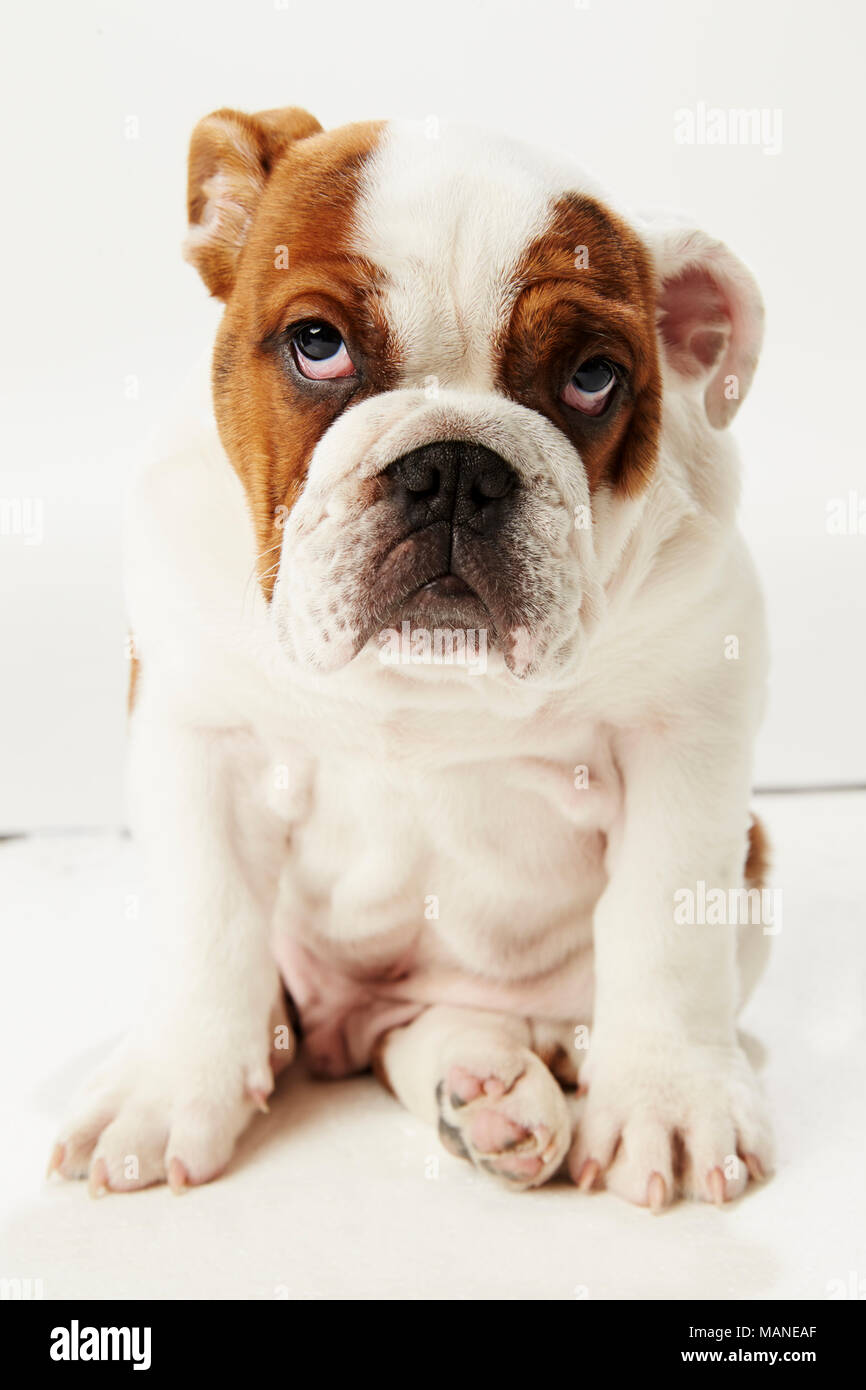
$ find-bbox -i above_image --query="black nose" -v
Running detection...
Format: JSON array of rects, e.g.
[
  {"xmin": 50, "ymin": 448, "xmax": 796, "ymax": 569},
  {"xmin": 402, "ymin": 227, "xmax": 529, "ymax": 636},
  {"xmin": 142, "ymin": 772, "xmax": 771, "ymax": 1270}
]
[{"xmin": 386, "ymin": 441, "xmax": 516, "ymax": 528}]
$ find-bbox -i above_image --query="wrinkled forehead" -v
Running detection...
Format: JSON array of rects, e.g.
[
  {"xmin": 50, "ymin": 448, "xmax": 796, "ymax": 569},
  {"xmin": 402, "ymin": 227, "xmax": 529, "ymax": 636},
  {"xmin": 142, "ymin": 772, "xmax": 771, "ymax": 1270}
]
[{"xmin": 239, "ymin": 121, "xmax": 655, "ymax": 381}]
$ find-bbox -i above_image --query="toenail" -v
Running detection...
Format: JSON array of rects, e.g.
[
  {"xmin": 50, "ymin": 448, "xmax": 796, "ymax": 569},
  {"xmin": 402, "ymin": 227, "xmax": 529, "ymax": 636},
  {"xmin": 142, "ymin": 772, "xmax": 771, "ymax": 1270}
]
[
  {"xmin": 88, "ymin": 1157, "xmax": 110, "ymax": 1199},
  {"xmin": 647, "ymin": 1171, "xmax": 667, "ymax": 1212}
]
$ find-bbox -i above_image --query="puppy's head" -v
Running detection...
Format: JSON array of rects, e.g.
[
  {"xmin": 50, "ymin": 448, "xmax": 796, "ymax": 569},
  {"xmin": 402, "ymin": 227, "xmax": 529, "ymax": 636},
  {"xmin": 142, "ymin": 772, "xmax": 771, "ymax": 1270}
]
[{"xmin": 185, "ymin": 108, "xmax": 763, "ymax": 682}]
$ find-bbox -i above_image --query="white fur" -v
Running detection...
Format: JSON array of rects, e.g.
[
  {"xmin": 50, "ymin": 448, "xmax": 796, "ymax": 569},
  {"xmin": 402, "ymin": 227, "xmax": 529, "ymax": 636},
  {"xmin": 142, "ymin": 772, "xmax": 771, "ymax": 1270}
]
[{"xmin": 54, "ymin": 122, "xmax": 772, "ymax": 1204}]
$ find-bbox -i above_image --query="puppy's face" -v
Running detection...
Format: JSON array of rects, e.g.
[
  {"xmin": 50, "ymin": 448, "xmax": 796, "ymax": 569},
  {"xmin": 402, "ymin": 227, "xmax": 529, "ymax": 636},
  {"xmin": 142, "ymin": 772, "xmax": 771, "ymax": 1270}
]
[{"xmin": 185, "ymin": 108, "xmax": 763, "ymax": 681}]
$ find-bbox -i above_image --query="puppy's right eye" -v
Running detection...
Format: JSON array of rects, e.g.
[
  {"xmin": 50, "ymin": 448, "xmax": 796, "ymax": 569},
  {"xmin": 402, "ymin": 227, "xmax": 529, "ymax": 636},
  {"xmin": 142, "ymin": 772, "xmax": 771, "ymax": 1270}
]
[
  {"xmin": 561, "ymin": 356, "xmax": 618, "ymax": 415},
  {"xmin": 291, "ymin": 321, "xmax": 356, "ymax": 380}
]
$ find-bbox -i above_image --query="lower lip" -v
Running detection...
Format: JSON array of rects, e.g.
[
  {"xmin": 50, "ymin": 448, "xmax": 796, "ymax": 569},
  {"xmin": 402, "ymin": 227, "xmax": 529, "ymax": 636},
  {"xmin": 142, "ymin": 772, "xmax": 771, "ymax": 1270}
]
[{"xmin": 418, "ymin": 575, "xmax": 474, "ymax": 598}]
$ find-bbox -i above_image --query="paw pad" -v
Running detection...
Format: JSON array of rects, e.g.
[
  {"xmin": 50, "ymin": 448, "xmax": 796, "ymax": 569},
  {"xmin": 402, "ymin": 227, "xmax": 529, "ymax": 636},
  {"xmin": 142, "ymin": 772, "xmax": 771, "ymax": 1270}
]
[{"xmin": 436, "ymin": 1052, "xmax": 571, "ymax": 1190}]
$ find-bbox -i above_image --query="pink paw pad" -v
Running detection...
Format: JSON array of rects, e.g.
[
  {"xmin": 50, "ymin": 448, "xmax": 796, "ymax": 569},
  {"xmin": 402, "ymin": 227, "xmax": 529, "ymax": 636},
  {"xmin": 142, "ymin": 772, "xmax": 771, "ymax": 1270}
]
[
  {"xmin": 437, "ymin": 1054, "xmax": 569, "ymax": 1189},
  {"xmin": 446, "ymin": 1065, "xmax": 509, "ymax": 1107},
  {"xmin": 469, "ymin": 1108, "xmax": 529, "ymax": 1154},
  {"xmin": 469, "ymin": 1112, "xmax": 555, "ymax": 1182}
]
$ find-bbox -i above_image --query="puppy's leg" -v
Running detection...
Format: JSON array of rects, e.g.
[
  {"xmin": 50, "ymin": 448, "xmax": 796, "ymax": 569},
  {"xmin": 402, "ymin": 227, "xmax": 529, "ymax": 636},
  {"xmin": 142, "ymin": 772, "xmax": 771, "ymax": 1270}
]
[
  {"xmin": 569, "ymin": 723, "xmax": 774, "ymax": 1211},
  {"xmin": 378, "ymin": 1006, "xmax": 571, "ymax": 1189},
  {"xmin": 49, "ymin": 713, "xmax": 293, "ymax": 1195}
]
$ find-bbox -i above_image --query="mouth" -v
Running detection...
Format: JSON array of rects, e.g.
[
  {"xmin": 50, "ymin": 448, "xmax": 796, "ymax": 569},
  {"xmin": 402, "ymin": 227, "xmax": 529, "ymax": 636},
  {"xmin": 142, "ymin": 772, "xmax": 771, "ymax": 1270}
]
[
  {"xmin": 394, "ymin": 572, "xmax": 492, "ymax": 633},
  {"xmin": 346, "ymin": 517, "xmax": 540, "ymax": 677},
  {"xmin": 357, "ymin": 521, "xmax": 496, "ymax": 635},
  {"xmin": 419, "ymin": 575, "xmax": 473, "ymax": 598}
]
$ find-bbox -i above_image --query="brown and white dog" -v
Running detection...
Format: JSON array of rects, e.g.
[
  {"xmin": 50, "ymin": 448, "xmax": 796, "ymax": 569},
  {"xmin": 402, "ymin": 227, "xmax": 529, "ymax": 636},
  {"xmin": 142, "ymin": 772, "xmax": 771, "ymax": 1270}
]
[{"xmin": 50, "ymin": 107, "xmax": 773, "ymax": 1208}]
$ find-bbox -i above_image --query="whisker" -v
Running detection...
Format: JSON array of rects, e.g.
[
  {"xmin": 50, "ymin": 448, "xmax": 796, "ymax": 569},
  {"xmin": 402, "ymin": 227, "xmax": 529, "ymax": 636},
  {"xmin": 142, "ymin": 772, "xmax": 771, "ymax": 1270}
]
[
  {"xmin": 252, "ymin": 540, "xmax": 283, "ymax": 565},
  {"xmin": 241, "ymin": 554, "xmax": 283, "ymax": 618}
]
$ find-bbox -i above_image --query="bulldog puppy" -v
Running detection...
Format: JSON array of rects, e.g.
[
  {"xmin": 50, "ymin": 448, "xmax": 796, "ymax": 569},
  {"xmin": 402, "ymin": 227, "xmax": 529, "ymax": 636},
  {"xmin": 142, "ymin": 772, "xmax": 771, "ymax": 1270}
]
[{"xmin": 50, "ymin": 108, "xmax": 773, "ymax": 1208}]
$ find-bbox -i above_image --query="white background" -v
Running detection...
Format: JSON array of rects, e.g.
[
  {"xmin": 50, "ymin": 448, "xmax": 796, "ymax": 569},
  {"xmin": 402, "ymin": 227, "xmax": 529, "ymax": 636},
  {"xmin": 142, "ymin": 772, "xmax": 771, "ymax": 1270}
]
[
  {"xmin": 2, "ymin": 0, "xmax": 865, "ymax": 1306},
  {"xmin": 1, "ymin": 0, "xmax": 865, "ymax": 830}
]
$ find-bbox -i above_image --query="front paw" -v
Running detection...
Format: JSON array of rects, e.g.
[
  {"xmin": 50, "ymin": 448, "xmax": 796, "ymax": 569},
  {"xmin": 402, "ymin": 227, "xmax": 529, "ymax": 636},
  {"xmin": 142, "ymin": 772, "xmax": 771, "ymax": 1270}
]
[
  {"xmin": 47, "ymin": 1007, "xmax": 295, "ymax": 1195},
  {"xmin": 568, "ymin": 1042, "xmax": 773, "ymax": 1210}
]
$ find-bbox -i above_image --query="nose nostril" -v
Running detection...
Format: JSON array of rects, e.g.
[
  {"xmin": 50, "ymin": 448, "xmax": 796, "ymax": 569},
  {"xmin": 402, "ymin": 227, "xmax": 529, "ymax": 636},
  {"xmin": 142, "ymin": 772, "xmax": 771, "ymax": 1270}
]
[
  {"xmin": 392, "ymin": 456, "xmax": 441, "ymax": 500},
  {"xmin": 388, "ymin": 442, "xmax": 515, "ymax": 519},
  {"xmin": 470, "ymin": 466, "xmax": 514, "ymax": 506},
  {"xmin": 405, "ymin": 465, "xmax": 439, "ymax": 500}
]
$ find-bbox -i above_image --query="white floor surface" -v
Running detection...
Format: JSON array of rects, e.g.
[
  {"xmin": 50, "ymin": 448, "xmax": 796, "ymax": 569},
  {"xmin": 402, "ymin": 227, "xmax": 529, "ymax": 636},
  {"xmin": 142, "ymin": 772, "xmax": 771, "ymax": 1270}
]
[{"xmin": 1, "ymin": 791, "xmax": 864, "ymax": 1300}]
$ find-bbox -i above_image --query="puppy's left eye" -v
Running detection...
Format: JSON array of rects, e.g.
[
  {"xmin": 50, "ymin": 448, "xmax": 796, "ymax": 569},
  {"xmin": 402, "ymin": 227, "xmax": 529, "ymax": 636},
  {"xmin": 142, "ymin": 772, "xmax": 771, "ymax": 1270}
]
[
  {"xmin": 561, "ymin": 357, "xmax": 618, "ymax": 415},
  {"xmin": 291, "ymin": 321, "xmax": 356, "ymax": 380}
]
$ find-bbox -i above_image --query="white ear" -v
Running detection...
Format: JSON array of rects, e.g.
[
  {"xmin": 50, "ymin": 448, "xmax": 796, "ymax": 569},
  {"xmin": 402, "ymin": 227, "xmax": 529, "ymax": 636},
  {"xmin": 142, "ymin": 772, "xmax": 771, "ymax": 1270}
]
[{"xmin": 640, "ymin": 216, "xmax": 764, "ymax": 427}]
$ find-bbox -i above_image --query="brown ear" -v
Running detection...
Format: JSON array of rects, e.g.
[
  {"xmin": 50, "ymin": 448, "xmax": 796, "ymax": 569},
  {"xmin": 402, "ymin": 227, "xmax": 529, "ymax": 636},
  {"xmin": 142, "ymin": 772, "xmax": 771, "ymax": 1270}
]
[{"xmin": 184, "ymin": 105, "xmax": 323, "ymax": 299}]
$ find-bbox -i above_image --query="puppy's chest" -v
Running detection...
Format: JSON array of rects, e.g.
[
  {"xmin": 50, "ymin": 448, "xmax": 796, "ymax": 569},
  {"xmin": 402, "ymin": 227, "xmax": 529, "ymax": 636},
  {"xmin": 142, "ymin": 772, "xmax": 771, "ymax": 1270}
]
[{"xmin": 268, "ymin": 718, "xmax": 620, "ymax": 980}]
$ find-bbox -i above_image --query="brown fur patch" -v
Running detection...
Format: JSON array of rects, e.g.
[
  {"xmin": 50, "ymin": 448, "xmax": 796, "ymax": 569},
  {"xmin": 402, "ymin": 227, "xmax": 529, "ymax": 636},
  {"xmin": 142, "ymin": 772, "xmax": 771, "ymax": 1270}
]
[
  {"xmin": 497, "ymin": 193, "xmax": 662, "ymax": 497},
  {"xmin": 188, "ymin": 115, "xmax": 394, "ymax": 596},
  {"xmin": 533, "ymin": 1039, "xmax": 579, "ymax": 1088},
  {"xmin": 127, "ymin": 650, "xmax": 140, "ymax": 715},
  {"xmin": 745, "ymin": 814, "xmax": 771, "ymax": 890}
]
